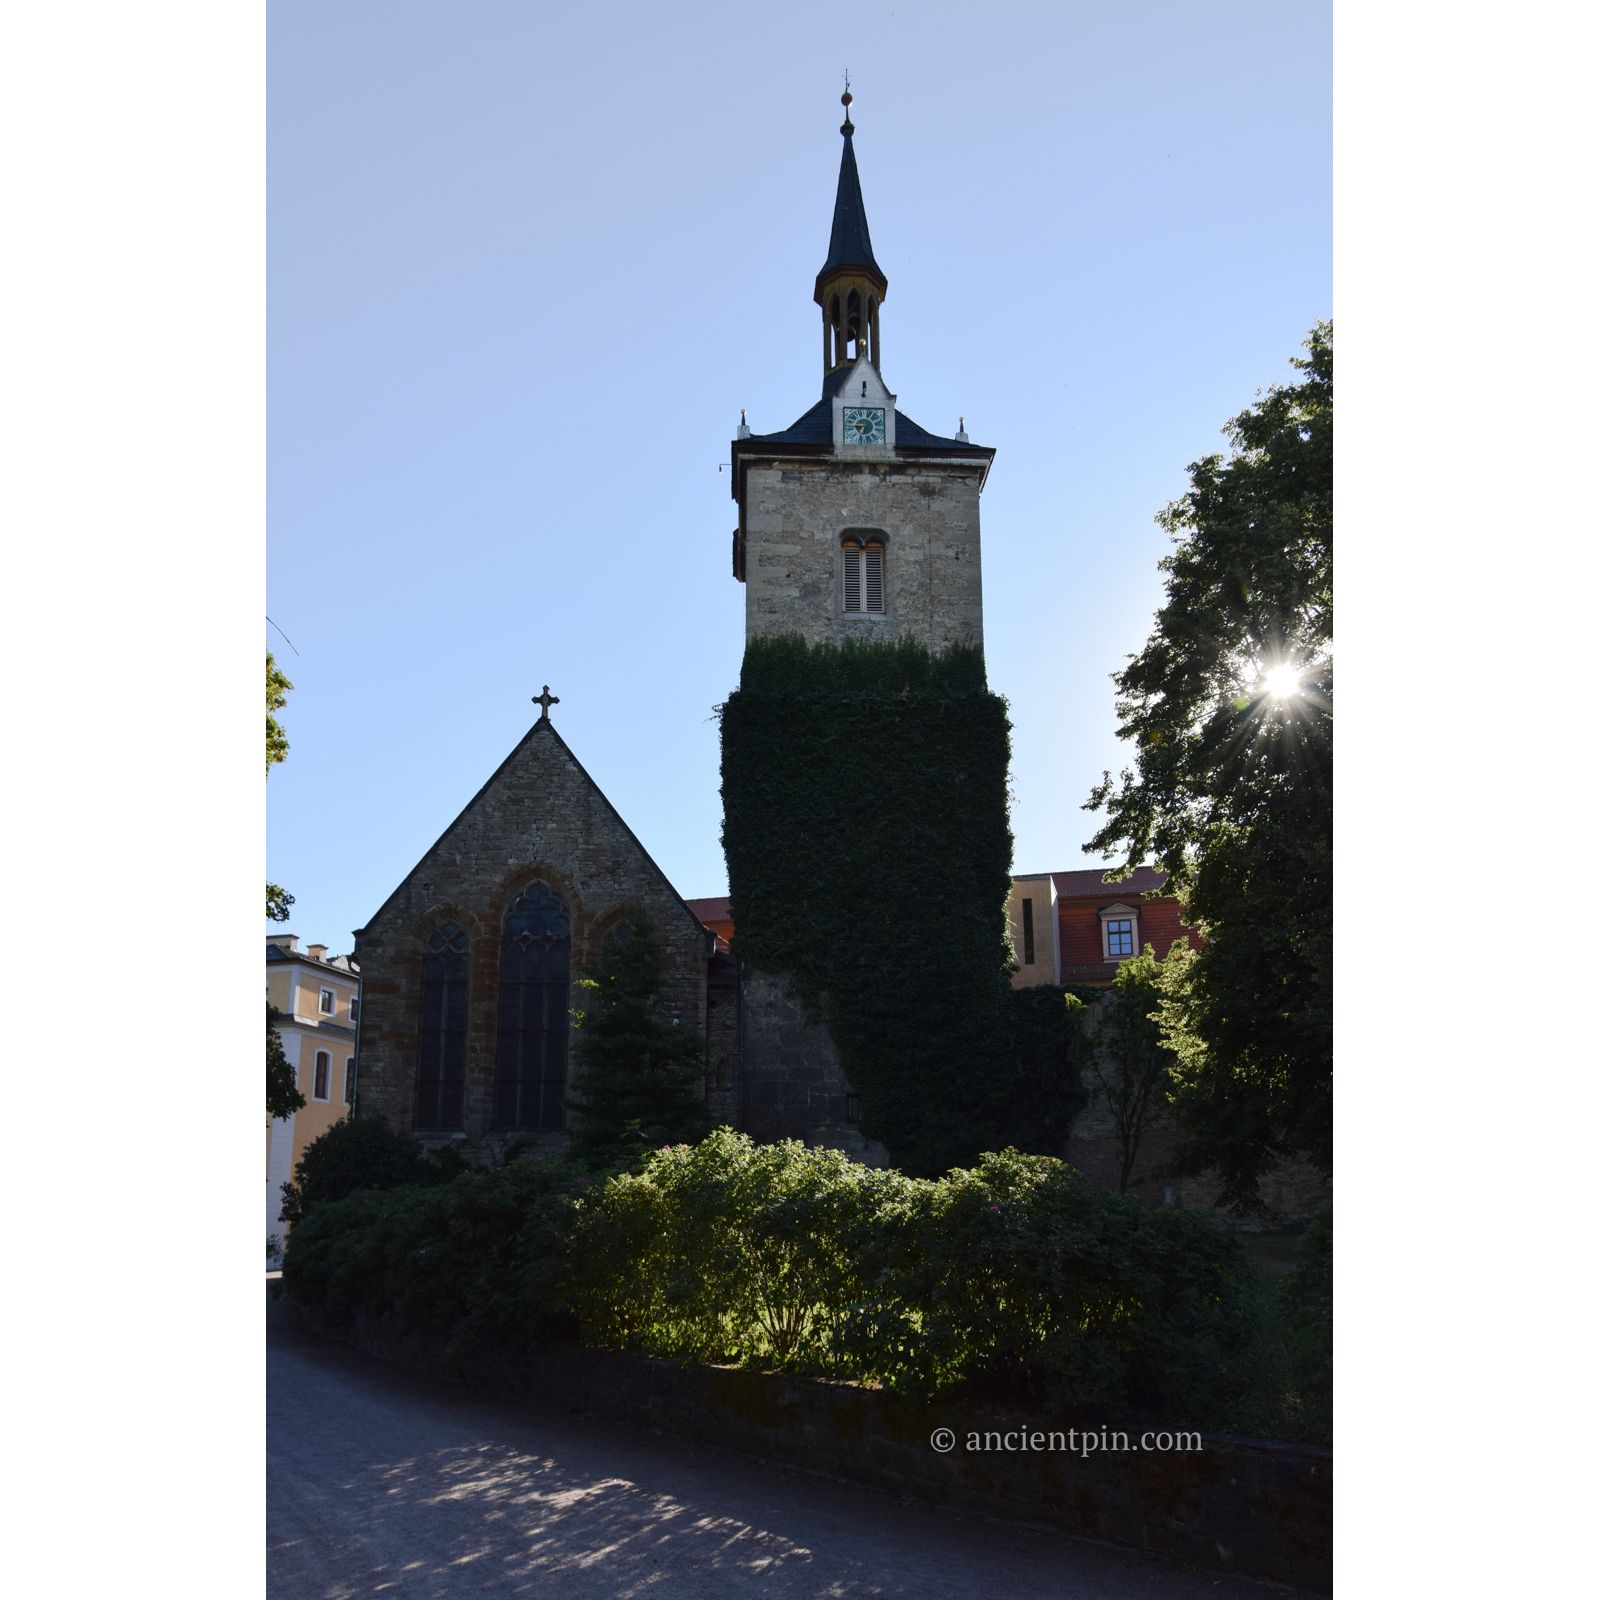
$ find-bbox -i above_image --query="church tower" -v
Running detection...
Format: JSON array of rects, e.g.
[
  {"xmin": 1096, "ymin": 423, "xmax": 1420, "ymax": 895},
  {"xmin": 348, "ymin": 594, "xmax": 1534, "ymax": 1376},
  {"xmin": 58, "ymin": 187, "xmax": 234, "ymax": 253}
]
[
  {"xmin": 729, "ymin": 93, "xmax": 995, "ymax": 654},
  {"xmin": 720, "ymin": 96, "xmax": 1018, "ymax": 1173}
]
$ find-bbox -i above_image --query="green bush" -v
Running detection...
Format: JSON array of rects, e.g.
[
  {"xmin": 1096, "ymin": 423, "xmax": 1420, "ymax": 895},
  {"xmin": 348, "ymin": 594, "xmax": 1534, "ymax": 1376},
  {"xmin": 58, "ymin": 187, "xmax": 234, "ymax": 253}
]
[
  {"xmin": 836, "ymin": 1148, "xmax": 1267, "ymax": 1421},
  {"xmin": 278, "ymin": 1112, "xmax": 457, "ymax": 1229},
  {"xmin": 567, "ymin": 1132, "xmax": 1270, "ymax": 1425},
  {"xmin": 570, "ymin": 1129, "xmax": 912, "ymax": 1368},
  {"xmin": 286, "ymin": 1128, "xmax": 1277, "ymax": 1430},
  {"xmin": 282, "ymin": 1156, "xmax": 588, "ymax": 1373},
  {"xmin": 1272, "ymin": 1204, "xmax": 1332, "ymax": 1441}
]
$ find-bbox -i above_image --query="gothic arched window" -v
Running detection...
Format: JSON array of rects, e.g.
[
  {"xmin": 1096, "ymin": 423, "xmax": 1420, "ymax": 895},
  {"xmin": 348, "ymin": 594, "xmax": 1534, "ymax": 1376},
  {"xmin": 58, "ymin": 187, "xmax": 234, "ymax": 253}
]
[
  {"xmin": 416, "ymin": 922, "xmax": 469, "ymax": 1130},
  {"xmin": 599, "ymin": 920, "xmax": 634, "ymax": 981},
  {"xmin": 842, "ymin": 533, "xmax": 886, "ymax": 615},
  {"xmin": 493, "ymin": 883, "xmax": 572, "ymax": 1131}
]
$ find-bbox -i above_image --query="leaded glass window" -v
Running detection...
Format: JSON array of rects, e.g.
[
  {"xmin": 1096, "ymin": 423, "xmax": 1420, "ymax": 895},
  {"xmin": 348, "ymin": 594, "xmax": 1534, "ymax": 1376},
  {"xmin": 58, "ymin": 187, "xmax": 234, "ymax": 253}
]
[
  {"xmin": 416, "ymin": 922, "xmax": 469, "ymax": 1130},
  {"xmin": 493, "ymin": 884, "xmax": 572, "ymax": 1131}
]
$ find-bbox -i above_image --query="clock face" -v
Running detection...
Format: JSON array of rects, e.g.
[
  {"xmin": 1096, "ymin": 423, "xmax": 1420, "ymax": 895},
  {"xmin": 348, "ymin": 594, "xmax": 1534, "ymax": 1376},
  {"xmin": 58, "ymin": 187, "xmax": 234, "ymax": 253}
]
[{"xmin": 843, "ymin": 406, "xmax": 886, "ymax": 446}]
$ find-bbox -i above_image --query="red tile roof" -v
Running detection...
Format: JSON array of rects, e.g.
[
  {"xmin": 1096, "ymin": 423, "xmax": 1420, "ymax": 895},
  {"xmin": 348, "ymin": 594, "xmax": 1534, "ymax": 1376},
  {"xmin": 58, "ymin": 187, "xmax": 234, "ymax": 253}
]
[
  {"xmin": 1048, "ymin": 866, "xmax": 1169, "ymax": 899},
  {"xmin": 685, "ymin": 896, "xmax": 731, "ymax": 922}
]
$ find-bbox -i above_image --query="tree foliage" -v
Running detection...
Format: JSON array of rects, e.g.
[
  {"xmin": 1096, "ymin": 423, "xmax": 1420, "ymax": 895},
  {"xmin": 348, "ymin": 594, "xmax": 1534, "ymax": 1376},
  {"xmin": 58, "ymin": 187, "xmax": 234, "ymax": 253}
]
[
  {"xmin": 267, "ymin": 652, "xmax": 292, "ymax": 775},
  {"xmin": 266, "ymin": 652, "xmax": 295, "ymax": 923},
  {"xmin": 278, "ymin": 1113, "xmax": 450, "ymax": 1230},
  {"xmin": 266, "ymin": 651, "xmax": 297, "ymax": 1119},
  {"xmin": 1086, "ymin": 324, "xmax": 1332, "ymax": 1205},
  {"xmin": 267, "ymin": 1004, "xmax": 305, "ymax": 1121},
  {"xmin": 568, "ymin": 915, "xmax": 711, "ymax": 1170}
]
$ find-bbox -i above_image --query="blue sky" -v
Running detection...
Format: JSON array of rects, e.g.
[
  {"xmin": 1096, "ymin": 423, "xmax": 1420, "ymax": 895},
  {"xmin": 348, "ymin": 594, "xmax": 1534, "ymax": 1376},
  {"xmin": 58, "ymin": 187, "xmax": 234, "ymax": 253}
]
[{"xmin": 267, "ymin": 0, "xmax": 1330, "ymax": 950}]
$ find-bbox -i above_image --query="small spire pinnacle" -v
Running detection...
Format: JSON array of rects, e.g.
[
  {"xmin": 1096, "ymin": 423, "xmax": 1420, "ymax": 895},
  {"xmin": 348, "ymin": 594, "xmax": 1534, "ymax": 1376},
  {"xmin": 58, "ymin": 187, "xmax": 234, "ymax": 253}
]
[
  {"xmin": 841, "ymin": 70, "xmax": 854, "ymax": 136},
  {"xmin": 737, "ymin": 407, "xmax": 751, "ymax": 440}
]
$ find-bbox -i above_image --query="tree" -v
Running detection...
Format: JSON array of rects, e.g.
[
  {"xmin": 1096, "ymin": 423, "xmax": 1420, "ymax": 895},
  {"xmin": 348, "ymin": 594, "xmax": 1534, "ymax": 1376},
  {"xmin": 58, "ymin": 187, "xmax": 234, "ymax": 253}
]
[
  {"xmin": 1085, "ymin": 323, "xmax": 1332, "ymax": 1206},
  {"xmin": 279, "ymin": 1113, "xmax": 447, "ymax": 1229},
  {"xmin": 266, "ymin": 652, "xmax": 295, "ymax": 924},
  {"xmin": 266, "ymin": 652, "xmax": 297, "ymax": 1114},
  {"xmin": 1082, "ymin": 948, "xmax": 1176, "ymax": 1193},
  {"xmin": 267, "ymin": 1004, "xmax": 305, "ymax": 1121},
  {"xmin": 568, "ymin": 915, "xmax": 711, "ymax": 1171},
  {"xmin": 267, "ymin": 651, "xmax": 292, "ymax": 775}
]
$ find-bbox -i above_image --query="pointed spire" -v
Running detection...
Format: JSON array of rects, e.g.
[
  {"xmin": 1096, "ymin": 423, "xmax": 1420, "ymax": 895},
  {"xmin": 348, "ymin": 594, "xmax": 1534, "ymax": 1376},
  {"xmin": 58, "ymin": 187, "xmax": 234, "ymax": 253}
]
[
  {"xmin": 814, "ymin": 83, "xmax": 888, "ymax": 381},
  {"xmin": 817, "ymin": 85, "xmax": 885, "ymax": 286}
]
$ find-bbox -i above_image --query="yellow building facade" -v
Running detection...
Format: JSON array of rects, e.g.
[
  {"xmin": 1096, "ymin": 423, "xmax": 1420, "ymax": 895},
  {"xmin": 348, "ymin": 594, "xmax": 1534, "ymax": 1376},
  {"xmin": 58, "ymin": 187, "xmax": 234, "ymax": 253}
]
[{"xmin": 267, "ymin": 935, "xmax": 360, "ymax": 1251}]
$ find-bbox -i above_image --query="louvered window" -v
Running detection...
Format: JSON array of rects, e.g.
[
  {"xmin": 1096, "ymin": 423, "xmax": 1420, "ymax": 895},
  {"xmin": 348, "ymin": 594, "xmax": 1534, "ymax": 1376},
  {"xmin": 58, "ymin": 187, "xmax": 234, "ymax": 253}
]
[
  {"xmin": 493, "ymin": 883, "xmax": 572, "ymax": 1132},
  {"xmin": 416, "ymin": 922, "xmax": 468, "ymax": 1130},
  {"xmin": 842, "ymin": 535, "xmax": 886, "ymax": 615}
]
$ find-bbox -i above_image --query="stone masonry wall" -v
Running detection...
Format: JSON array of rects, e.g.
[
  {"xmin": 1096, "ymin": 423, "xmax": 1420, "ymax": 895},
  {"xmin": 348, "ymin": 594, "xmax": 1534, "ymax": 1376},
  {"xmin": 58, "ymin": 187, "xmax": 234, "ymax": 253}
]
[
  {"xmin": 743, "ymin": 460, "xmax": 984, "ymax": 652},
  {"xmin": 738, "ymin": 965, "xmax": 887, "ymax": 1165},
  {"xmin": 353, "ymin": 722, "xmax": 709, "ymax": 1152},
  {"xmin": 703, "ymin": 959, "xmax": 740, "ymax": 1128},
  {"xmin": 1066, "ymin": 998, "xmax": 1329, "ymax": 1224}
]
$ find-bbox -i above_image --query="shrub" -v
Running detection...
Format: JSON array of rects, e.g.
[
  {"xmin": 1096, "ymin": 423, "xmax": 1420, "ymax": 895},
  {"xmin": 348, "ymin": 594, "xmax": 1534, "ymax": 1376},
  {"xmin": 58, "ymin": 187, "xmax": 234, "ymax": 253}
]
[
  {"xmin": 278, "ymin": 1112, "xmax": 453, "ymax": 1229},
  {"xmin": 570, "ymin": 1128, "xmax": 911, "ymax": 1367},
  {"xmin": 1273, "ymin": 1204, "xmax": 1332, "ymax": 1441},
  {"xmin": 286, "ymin": 1128, "xmax": 1277, "ymax": 1430},
  {"xmin": 282, "ymin": 1155, "xmax": 588, "ymax": 1373},
  {"xmin": 845, "ymin": 1149, "xmax": 1267, "ymax": 1422}
]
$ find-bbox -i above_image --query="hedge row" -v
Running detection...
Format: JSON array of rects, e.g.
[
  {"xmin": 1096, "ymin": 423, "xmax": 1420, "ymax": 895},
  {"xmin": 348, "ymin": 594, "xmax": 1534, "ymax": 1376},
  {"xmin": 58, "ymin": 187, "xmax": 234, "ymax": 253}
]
[{"xmin": 284, "ymin": 1128, "xmax": 1285, "ymax": 1428}]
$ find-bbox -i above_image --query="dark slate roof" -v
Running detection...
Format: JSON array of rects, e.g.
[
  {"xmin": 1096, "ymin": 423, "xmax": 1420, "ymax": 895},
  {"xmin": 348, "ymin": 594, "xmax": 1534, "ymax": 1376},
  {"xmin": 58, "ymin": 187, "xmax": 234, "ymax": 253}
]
[
  {"xmin": 745, "ymin": 391, "xmax": 986, "ymax": 455},
  {"xmin": 818, "ymin": 128, "xmax": 884, "ymax": 284}
]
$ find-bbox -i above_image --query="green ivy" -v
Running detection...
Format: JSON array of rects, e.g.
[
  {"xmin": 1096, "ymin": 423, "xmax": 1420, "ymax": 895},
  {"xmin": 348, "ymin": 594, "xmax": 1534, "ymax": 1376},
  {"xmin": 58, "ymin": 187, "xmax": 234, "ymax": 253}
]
[{"xmin": 719, "ymin": 635, "xmax": 1084, "ymax": 1174}]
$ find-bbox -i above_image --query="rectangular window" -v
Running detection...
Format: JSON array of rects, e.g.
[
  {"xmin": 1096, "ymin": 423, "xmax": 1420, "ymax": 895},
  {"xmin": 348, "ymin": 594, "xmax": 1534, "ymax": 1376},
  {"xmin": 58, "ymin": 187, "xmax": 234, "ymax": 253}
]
[
  {"xmin": 842, "ymin": 537, "xmax": 886, "ymax": 614},
  {"xmin": 1106, "ymin": 919, "xmax": 1134, "ymax": 958},
  {"xmin": 318, "ymin": 988, "xmax": 335, "ymax": 1016},
  {"xmin": 349, "ymin": 996, "xmax": 360, "ymax": 1024},
  {"xmin": 343, "ymin": 1057, "xmax": 355, "ymax": 1105},
  {"xmin": 1022, "ymin": 897, "xmax": 1035, "ymax": 965},
  {"xmin": 313, "ymin": 1051, "xmax": 331, "ymax": 1101}
]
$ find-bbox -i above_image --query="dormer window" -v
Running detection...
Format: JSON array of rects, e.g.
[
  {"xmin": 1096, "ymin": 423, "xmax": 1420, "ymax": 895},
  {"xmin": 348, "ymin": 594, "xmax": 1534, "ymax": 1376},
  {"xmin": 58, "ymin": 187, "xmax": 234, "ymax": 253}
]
[
  {"xmin": 842, "ymin": 534, "xmax": 885, "ymax": 615},
  {"xmin": 1099, "ymin": 902, "xmax": 1140, "ymax": 962}
]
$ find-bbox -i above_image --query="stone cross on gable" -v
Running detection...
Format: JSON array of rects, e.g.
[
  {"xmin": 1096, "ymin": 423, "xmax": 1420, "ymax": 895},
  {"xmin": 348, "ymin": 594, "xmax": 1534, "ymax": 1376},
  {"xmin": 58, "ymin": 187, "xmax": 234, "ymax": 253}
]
[{"xmin": 533, "ymin": 685, "xmax": 560, "ymax": 723}]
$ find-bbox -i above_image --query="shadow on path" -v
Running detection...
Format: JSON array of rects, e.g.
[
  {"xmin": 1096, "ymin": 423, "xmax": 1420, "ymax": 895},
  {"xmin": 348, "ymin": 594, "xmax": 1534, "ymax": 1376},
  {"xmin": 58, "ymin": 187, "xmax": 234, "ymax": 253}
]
[{"xmin": 267, "ymin": 1291, "xmax": 1296, "ymax": 1599}]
